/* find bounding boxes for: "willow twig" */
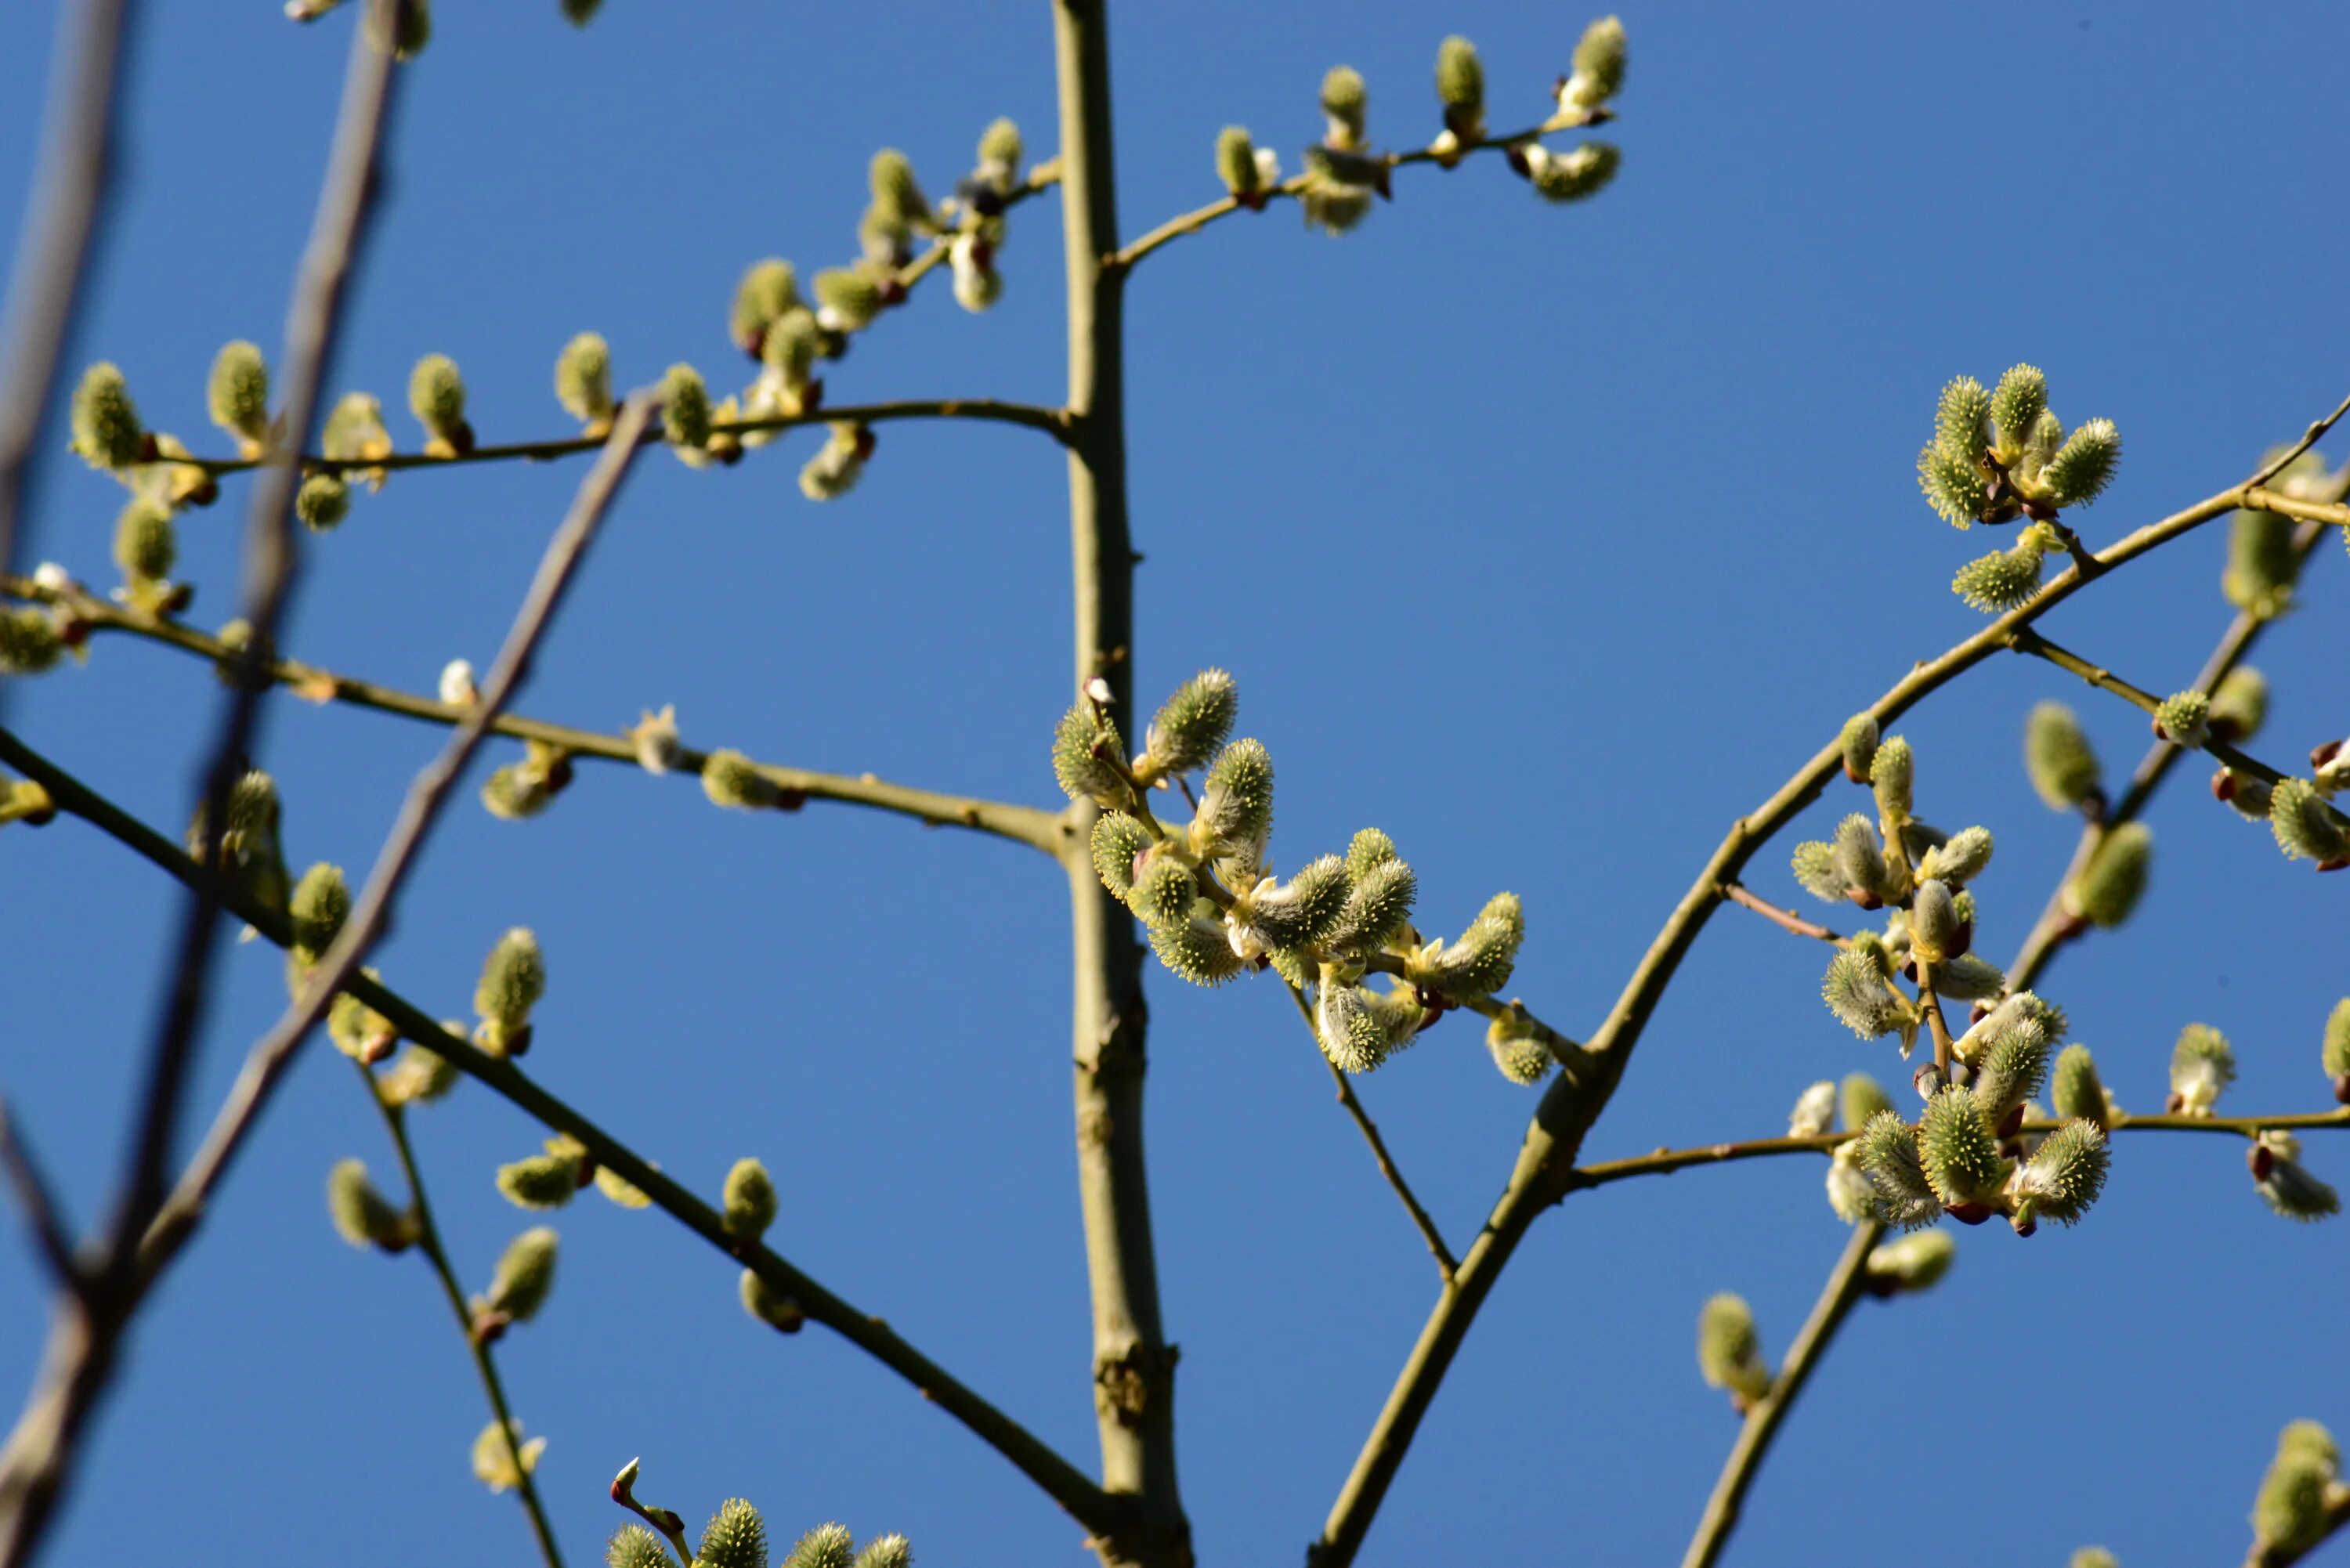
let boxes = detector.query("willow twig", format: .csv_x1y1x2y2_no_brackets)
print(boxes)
0,572,1068,855
2006,627,2306,787
1284,983,1455,1281
1108,109,1613,273
0,1102,78,1291
0,729,1126,1542
363,1065,563,1568
1717,883,1847,947
1679,1220,1883,1568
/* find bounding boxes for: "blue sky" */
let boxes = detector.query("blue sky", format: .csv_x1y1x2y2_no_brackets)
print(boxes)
2,3,2347,1566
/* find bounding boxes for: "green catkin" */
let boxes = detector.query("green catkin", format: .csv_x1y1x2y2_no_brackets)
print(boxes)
485,1227,559,1321
696,1501,770,1568
1864,1229,1954,1292
1051,703,1126,806
1840,1072,1894,1130
112,498,175,583
407,353,468,448
1990,364,2047,453
2026,700,2100,810
70,362,143,469
606,1526,676,1568
1435,36,1484,138
555,332,614,426
474,927,545,1055
661,363,711,451
293,474,351,531
1143,667,1238,776
2155,690,2211,747
1695,1293,1770,1403
1217,126,1264,198
851,1535,912,1568
2169,1023,2236,1115
207,341,271,449
1855,1110,1940,1230
1918,1086,2008,1207
2223,505,2301,620
2207,667,2268,742
703,749,782,811
722,1157,779,1240
2064,822,2150,927
731,259,802,352
1563,15,1629,108
2050,1043,2110,1131
2009,1118,2108,1230
1090,812,1151,901
783,1523,857,1568
326,1158,410,1249
1321,65,1368,148
2269,777,2350,865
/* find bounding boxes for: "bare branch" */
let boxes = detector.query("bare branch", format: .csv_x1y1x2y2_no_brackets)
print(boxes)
0,1102,78,1292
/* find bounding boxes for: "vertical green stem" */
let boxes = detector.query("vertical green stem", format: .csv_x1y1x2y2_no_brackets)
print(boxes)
367,1071,564,1568
1053,5,1186,1566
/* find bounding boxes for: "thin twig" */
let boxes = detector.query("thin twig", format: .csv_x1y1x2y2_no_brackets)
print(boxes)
1717,883,1847,946
1285,984,1455,1281
1108,109,1614,273
179,396,1072,479
0,0,134,580
362,1065,564,1568
0,730,1127,1541
0,16,403,1563
0,572,1068,854
0,1102,78,1291
1678,1220,1883,1568
2006,627,2304,786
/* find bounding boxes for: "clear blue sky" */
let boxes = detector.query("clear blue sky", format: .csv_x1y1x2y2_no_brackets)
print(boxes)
2,4,2346,1566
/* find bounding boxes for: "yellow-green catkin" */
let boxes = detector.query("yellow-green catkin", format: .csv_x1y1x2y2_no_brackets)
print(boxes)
208,341,271,456
407,353,472,456
554,332,614,434
70,363,144,470
474,927,545,1057
721,1157,779,1241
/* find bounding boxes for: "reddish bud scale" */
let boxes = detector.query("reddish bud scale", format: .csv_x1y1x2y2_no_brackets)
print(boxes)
2248,1143,2275,1181
1947,1200,1995,1226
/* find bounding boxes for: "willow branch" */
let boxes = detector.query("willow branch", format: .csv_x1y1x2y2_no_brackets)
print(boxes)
0,1103,78,1292
1,573,1065,854
364,1067,563,1568
1284,983,1455,1281
1108,109,1613,273
1310,392,2350,1568
2006,627,2310,788
0,18,400,1564
1679,1219,1883,1568
0,0,133,579
179,396,1072,479
0,729,1124,1541
1567,1107,2350,1191
1716,883,1848,947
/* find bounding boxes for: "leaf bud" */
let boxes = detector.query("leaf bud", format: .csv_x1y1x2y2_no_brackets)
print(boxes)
555,331,614,432
70,362,145,470
2063,822,2150,927
407,353,472,455
1561,15,1629,110
208,341,272,455
703,748,783,811
2269,777,2350,866
722,1157,779,1241
1320,65,1368,150
740,1268,806,1333
1434,36,1484,140
1863,1228,1954,1293
475,927,545,1056
2153,690,2210,748
731,260,803,355
485,1226,559,1322
326,1157,413,1250
1695,1292,1770,1406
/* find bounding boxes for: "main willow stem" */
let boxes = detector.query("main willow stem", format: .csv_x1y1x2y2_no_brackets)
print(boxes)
1055,6,1187,1566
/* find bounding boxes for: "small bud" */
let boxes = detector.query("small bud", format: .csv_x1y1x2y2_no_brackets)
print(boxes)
2007,1118,2107,1230
1868,735,1914,825
1920,1086,2009,1208
70,362,144,470
1217,125,1267,200
606,1525,678,1568
475,927,545,1056
1150,917,1245,987
1788,1081,1836,1138
813,269,884,333
1864,1229,1954,1293
1141,668,1237,778
485,1226,559,1321
1855,1109,1940,1229
554,332,614,431
207,341,271,454
699,747,787,812
326,1157,412,1250
2039,418,2120,507
1434,36,1484,140
2207,667,2267,742
624,705,680,775
1837,713,1879,784
1320,65,1368,150
2269,777,2350,866
731,259,802,354
1561,15,1629,110
1520,142,1619,202
660,363,711,455
481,763,555,822
2153,690,2210,748
471,1418,545,1496
407,353,472,455
1486,1013,1553,1086
798,421,872,501
722,1157,779,1241
293,473,351,531
2050,1043,2110,1132
1695,1293,1771,1405
497,1137,588,1210
2169,1023,2236,1117
783,1523,856,1568
1989,365,2047,455
2223,505,2301,621
740,1268,806,1333
1840,1072,1894,1130
2063,822,2150,927
0,605,68,673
